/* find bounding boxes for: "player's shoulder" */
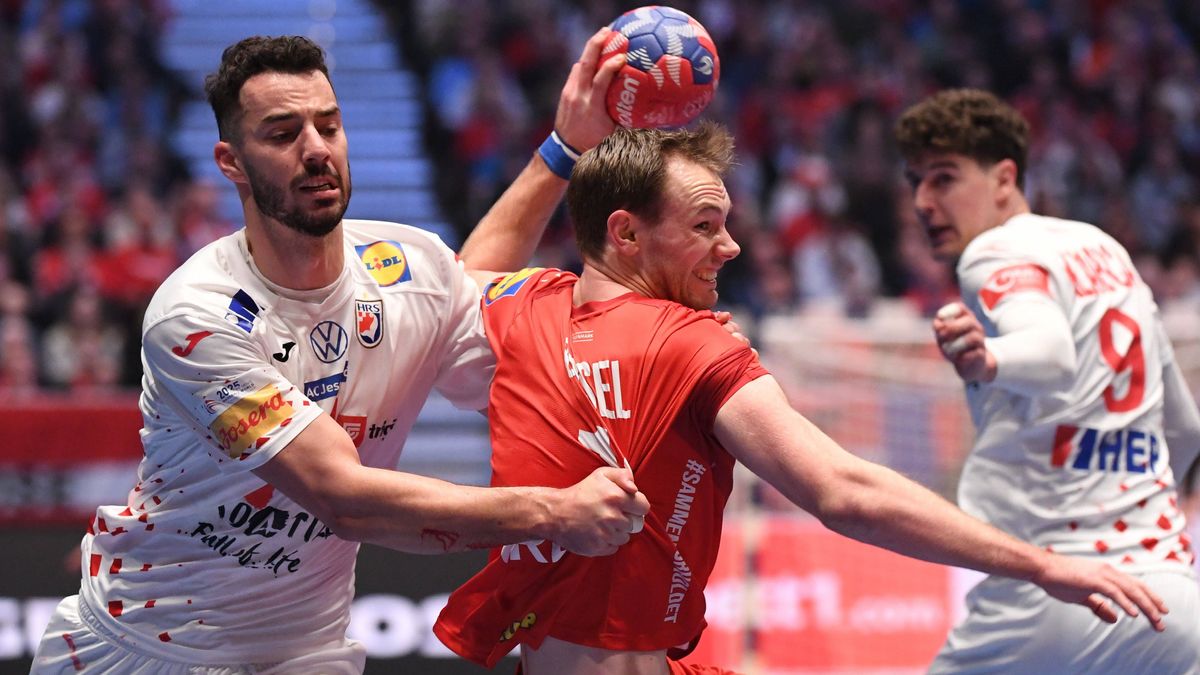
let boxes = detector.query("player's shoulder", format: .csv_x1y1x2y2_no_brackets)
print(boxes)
144,229,258,331
342,219,452,253
342,219,464,290
483,267,574,306
969,213,1109,256
622,297,729,338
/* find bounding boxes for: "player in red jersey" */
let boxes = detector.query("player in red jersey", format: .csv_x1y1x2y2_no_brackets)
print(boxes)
434,123,1169,675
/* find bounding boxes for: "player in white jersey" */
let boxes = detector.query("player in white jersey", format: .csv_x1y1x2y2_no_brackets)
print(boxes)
32,34,650,673
897,88,1200,674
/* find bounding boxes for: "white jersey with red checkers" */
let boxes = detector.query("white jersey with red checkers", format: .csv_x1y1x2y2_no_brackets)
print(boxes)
955,212,1192,574
72,220,493,665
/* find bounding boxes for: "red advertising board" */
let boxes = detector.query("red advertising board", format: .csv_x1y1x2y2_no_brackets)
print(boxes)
685,517,966,673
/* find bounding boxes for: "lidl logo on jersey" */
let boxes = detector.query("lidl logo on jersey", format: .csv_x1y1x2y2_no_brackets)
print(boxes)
1051,425,1161,473
356,240,412,287
304,364,348,401
225,289,261,333
355,299,383,348
309,320,348,363
484,267,542,305
208,384,294,457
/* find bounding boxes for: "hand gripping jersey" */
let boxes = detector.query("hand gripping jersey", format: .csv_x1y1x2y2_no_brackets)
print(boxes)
76,221,492,664
434,269,766,667
956,213,1192,573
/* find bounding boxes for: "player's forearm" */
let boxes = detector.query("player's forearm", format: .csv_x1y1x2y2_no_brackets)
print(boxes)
816,458,1050,581
458,153,566,272
319,466,557,554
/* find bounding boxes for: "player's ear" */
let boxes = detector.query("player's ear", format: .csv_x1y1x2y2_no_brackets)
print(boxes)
607,210,639,255
214,141,247,184
993,158,1019,197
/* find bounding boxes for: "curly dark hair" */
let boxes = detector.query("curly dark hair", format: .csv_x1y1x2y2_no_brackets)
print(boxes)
894,88,1030,188
204,35,331,143
567,121,735,262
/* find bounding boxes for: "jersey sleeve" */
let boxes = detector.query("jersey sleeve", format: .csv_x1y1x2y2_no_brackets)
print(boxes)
957,233,1078,394
653,313,769,434
142,308,321,473
479,267,565,350
957,235,1063,321
429,246,498,411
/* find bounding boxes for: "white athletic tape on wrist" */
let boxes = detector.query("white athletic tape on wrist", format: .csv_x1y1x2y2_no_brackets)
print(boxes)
942,335,970,357
628,514,644,534
937,303,964,320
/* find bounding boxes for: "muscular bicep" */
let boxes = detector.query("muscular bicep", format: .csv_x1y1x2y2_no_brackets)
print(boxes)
713,375,857,515
251,414,364,526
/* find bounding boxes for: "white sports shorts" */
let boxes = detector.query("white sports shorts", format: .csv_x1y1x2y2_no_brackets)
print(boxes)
929,571,1200,674
31,595,367,674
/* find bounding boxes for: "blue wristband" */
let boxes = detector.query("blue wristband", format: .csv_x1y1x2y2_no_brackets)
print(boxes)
537,130,581,180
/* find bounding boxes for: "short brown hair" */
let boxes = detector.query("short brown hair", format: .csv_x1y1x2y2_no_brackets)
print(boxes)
204,35,331,143
894,88,1029,187
567,121,734,262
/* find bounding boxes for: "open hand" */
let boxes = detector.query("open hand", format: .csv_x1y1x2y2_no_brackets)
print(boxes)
1034,554,1168,631
554,28,625,153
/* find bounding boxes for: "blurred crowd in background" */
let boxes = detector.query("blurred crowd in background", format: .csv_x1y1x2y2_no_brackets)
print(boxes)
0,0,231,394
3,0,1200,394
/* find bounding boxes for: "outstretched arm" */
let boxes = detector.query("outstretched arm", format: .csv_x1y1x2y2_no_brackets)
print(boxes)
254,413,649,556
714,375,1168,629
459,28,623,278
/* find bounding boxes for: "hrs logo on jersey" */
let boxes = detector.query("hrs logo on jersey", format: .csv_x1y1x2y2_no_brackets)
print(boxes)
484,268,542,305
1051,424,1161,473
309,321,348,363
356,240,412,287
355,299,383,348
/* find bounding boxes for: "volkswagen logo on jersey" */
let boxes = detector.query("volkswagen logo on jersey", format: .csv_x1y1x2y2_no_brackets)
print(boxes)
355,299,383,348
309,320,348,363
356,240,413,287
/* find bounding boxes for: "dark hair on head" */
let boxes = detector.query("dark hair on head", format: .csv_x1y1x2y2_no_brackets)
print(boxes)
204,35,331,142
567,120,734,262
894,88,1030,188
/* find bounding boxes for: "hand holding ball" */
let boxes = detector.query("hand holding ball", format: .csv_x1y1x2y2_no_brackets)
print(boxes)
602,6,720,128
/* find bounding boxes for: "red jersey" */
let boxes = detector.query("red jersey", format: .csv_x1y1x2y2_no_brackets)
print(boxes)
434,268,766,667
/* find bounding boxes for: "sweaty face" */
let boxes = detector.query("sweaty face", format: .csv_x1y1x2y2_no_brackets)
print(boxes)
233,71,351,237
637,158,739,310
904,153,1008,262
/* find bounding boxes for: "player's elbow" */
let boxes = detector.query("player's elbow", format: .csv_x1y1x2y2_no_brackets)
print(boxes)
292,472,374,542
808,463,890,538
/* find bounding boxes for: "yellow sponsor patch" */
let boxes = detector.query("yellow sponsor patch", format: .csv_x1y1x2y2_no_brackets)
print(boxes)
356,240,413,287
208,384,294,458
484,268,542,305
499,612,537,642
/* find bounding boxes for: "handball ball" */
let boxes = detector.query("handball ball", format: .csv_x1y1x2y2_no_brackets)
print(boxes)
602,6,720,128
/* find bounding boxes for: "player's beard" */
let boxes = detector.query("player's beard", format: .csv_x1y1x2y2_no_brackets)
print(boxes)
245,161,351,238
